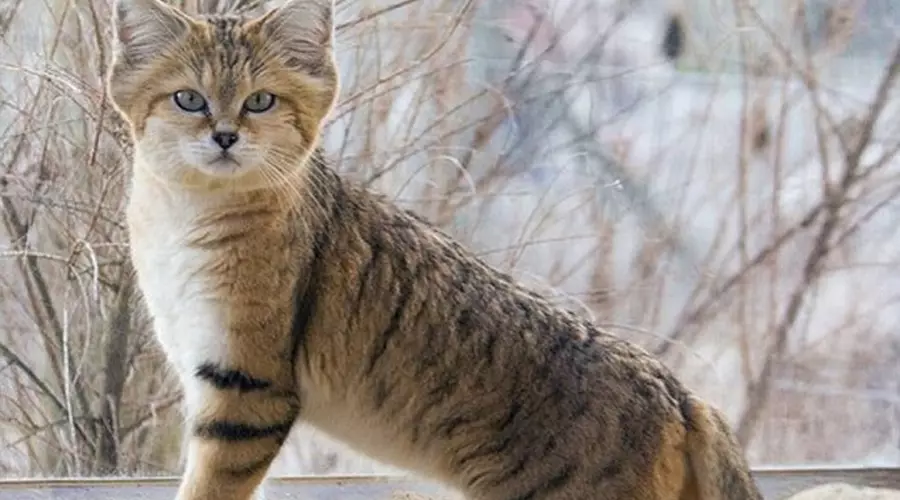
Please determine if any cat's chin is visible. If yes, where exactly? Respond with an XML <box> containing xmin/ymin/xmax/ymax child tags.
<box><xmin>194</xmin><ymin>157</ymin><xmax>248</xmax><ymax>179</ymax></box>
<box><xmin>167</xmin><ymin>164</ymin><xmax>270</xmax><ymax>193</ymax></box>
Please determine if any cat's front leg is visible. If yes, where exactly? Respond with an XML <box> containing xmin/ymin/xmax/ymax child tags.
<box><xmin>174</xmin><ymin>371</ymin><xmax>300</xmax><ymax>500</ymax></box>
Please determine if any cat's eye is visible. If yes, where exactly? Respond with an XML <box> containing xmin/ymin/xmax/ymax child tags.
<box><xmin>243</xmin><ymin>91</ymin><xmax>276</xmax><ymax>113</ymax></box>
<box><xmin>173</xmin><ymin>90</ymin><xmax>207</xmax><ymax>113</ymax></box>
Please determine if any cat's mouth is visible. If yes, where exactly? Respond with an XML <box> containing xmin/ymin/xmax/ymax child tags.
<box><xmin>208</xmin><ymin>153</ymin><xmax>239</xmax><ymax>166</ymax></box>
<box><xmin>205</xmin><ymin>153</ymin><xmax>242</xmax><ymax>171</ymax></box>
<box><xmin>195</xmin><ymin>153</ymin><xmax>247</xmax><ymax>179</ymax></box>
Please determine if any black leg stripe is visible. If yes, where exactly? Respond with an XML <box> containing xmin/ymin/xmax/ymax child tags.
<box><xmin>194</xmin><ymin>419</ymin><xmax>294</xmax><ymax>442</ymax></box>
<box><xmin>195</xmin><ymin>363</ymin><xmax>272</xmax><ymax>392</ymax></box>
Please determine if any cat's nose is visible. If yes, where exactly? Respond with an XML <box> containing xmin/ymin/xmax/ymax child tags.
<box><xmin>212</xmin><ymin>131</ymin><xmax>239</xmax><ymax>150</ymax></box>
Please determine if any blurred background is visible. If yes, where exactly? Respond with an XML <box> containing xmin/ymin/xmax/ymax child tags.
<box><xmin>0</xmin><ymin>0</ymin><xmax>899</xmax><ymax>479</ymax></box>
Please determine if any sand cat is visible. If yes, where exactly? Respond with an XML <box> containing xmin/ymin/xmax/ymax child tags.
<box><xmin>107</xmin><ymin>0</ymin><xmax>763</xmax><ymax>499</ymax></box>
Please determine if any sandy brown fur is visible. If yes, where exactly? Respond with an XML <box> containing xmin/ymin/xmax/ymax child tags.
<box><xmin>108</xmin><ymin>1</ymin><xmax>764</xmax><ymax>499</ymax></box>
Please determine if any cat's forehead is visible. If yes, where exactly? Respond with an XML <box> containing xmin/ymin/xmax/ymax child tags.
<box><xmin>201</xmin><ymin>14</ymin><xmax>248</xmax><ymax>39</ymax></box>
<box><xmin>192</xmin><ymin>16</ymin><xmax>256</xmax><ymax>65</ymax></box>
<box><xmin>181</xmin><ymin>16</ymin><xmax>262</xmax><ymax>100</ymax></box>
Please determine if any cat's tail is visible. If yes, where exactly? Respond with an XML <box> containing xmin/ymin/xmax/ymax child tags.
<box><xmin>681</xmin><ymin>396</ymin><xmax>763</xmax><ymax>500</ymax></box>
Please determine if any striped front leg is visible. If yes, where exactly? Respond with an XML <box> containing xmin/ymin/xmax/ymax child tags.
<box><xmin>175</xmin><ymin>363</ymin><xmax>300</xmax><ymax>500</ymax></box>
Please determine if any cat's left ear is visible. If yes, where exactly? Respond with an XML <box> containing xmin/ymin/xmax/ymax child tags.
<box><xmin>251</xmin><ymin>0</ymin><xmax>335</xmax><ymax>72</ymax></box>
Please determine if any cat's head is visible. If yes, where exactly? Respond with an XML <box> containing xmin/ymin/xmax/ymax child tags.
<box><xmin>108</xmin><ymin>0</ymin><xmax>338</xmax><ymax>189</ymax></box>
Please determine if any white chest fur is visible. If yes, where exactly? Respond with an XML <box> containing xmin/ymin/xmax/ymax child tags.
<box><xmin>126</xmin><ymin>172</ymin><xmax>231</xmax><ymax>411</ymax></box>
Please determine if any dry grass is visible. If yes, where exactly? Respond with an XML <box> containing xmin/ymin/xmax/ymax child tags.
<box><xmin>0</xmin><ymin>0</ymin><xmax>898</xmax><ymax>479</ymax></box>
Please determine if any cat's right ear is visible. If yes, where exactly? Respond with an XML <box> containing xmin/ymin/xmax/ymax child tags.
<box><xmin>250</xmin><ymin>0</ymin><xmax>336</xmax><ymax>73</ymax></box>
<box><xmin>111</xmin><ymin>0</ymin><xmax>192</xmax><ymax>68</ymax></box>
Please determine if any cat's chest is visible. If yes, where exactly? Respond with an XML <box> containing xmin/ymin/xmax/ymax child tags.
<box><xmin>127</xmin><ymin>204</ymin><xmax>229</xmax><ymax>374</ymax></box>
<box><xmin>132</xmin><ymin>232</ymin><xmax>210</xmax><ymax>318</ymax></box>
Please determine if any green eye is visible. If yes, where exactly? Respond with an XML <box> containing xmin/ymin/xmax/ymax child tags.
<box><xmin>173</xmin><ymin>90</ymin><xmax>207</xmax><ymax>113</ymax></box>
<box><xmin>243</xmin><ymin>91</ymin><xmax>276</xmax><ymax>113</ymax></box>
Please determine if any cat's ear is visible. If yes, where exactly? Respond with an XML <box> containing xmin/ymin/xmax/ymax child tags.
<box><xmin>112</xmin><ymin>0</ymin><xmax>193</xmax><ymax>67</ymax></box>
<box><xmin>252</xmin><ymin>0</ymin><xmax>335</xmax><ymax>73</ymax></box>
